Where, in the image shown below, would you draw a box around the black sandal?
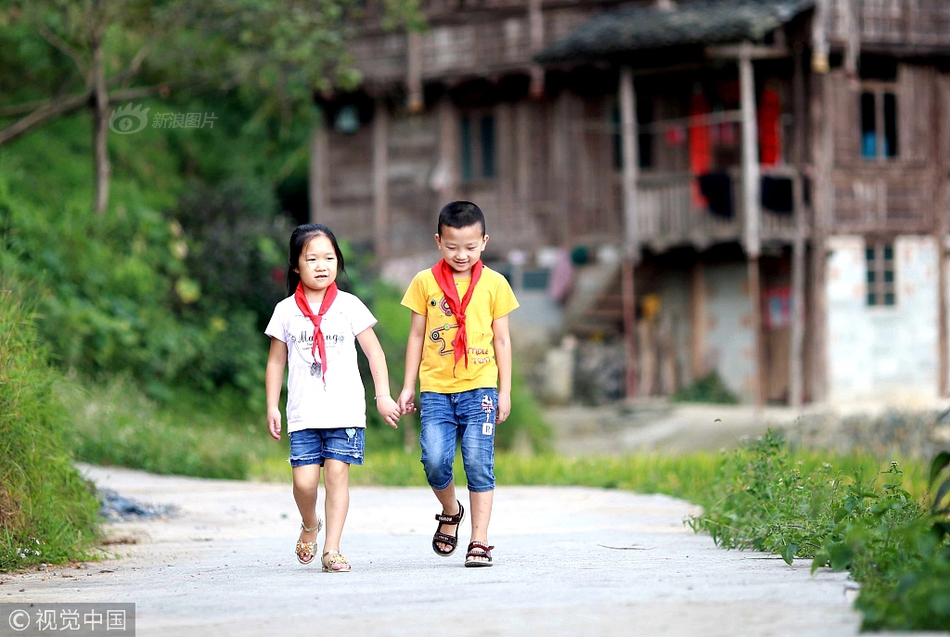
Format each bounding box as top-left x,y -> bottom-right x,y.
432,500 -> 465,557
464,541 -> 494,567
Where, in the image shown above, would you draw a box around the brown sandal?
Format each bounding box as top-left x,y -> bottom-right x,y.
464,541 -> 494,567
432,501 -> 465,557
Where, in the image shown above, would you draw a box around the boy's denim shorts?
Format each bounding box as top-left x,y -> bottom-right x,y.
419,387 -> 497,493
288,427 -> 365,467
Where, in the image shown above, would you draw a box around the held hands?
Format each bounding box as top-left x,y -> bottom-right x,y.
376,395 -> 401,428
396,388 -> 416,415
267,406 -> 282,440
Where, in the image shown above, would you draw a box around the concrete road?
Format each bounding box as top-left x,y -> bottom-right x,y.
0,465 -> 890,636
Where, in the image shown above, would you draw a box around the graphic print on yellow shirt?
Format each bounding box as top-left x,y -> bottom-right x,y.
401,266 -> 519,394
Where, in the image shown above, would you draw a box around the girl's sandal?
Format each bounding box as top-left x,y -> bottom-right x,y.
464,541 -> 494,568
321,550 -> 351,573
295,518 -> 323,565
432,500 -> 465,557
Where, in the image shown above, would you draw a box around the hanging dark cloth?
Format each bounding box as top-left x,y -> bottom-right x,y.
697,172 -> 733,218
760,175 -> 794,215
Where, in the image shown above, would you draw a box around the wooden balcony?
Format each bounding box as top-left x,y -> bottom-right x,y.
828,0 -> 950,50
831,167 -> 936,234
636,167 -> 808,252
352,4 -> 603,86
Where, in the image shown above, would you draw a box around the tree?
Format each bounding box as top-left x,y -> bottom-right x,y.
0,0 -> 420,213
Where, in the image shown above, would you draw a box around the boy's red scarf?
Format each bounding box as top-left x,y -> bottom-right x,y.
432,259 -> 483,374
295,281 -> 338,382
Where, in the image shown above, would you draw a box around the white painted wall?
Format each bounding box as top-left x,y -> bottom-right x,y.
826,235 -> 938,405
705,263 -> 757,403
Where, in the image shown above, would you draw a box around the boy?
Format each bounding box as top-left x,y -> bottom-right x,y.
397,201 -> 519,567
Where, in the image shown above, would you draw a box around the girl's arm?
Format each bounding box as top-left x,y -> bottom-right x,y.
492,315 -> 513,423
356,326 -> 400,428
265,337 -> 288,440
397,312 -> 427,414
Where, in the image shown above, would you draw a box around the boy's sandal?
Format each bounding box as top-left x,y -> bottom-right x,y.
432,500 -> 465,557
321,550 -> 351,573
295,518 -> 323,565
464,541 -> 494,568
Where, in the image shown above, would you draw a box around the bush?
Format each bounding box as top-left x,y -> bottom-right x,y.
0,283 -> 100,571
671,371 -> 739,404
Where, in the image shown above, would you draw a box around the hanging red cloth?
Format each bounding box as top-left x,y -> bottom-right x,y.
689,91 -> 711,208
758,88 -> 782,166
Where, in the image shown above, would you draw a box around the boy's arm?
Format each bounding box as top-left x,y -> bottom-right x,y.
356,326 -> 400,428
397,311 -> 427,414
492,315 -> 512,423
265,337 -> 287,440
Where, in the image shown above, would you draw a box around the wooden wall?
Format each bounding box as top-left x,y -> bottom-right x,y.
828,64 -> 940,235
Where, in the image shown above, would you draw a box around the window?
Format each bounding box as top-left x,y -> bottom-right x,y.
460,113 -> 495,181
860,87 -> 898,160
866,241 -> 896,307
611,102 -> 654,171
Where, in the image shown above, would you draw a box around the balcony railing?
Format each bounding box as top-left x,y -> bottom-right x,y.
828,0 -> 950,48
636,167 -> 808,251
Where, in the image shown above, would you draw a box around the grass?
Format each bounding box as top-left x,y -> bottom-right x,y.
0,284 -> 101,571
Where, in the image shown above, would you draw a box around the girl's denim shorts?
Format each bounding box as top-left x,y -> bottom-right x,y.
288,427 -> 365,467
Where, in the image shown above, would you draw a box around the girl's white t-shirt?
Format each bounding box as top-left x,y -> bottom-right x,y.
265,291 -> 377,433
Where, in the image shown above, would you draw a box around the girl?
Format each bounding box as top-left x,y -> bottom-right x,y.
265,224 -> 401,572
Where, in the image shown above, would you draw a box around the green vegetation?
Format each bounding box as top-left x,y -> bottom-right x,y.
0,285 -> 100,571
671,371 -> 739,404
690,431 -> 948,631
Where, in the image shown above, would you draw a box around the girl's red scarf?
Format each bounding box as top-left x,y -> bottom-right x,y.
294,281 -> 338,383
431,259 -> 483,374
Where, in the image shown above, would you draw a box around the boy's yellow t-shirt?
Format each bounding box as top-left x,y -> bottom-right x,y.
401,266 -> 519,394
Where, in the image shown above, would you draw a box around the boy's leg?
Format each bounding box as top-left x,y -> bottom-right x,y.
459,388 -> 497,563
419,392 -> 462,552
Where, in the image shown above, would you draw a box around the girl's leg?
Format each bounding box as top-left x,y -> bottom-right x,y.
292,464 -> 322,562
322,458 -> 350,556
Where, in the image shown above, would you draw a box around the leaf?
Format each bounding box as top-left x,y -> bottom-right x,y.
932,478 -> 950,515
930,451 -> 950,489
780,541 -> 798,565
829,542 -> 854,572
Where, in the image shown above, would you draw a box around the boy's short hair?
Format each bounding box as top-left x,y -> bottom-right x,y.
437,201 -> 486,237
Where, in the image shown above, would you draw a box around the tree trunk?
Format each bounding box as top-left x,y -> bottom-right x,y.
92,35 -> 110,215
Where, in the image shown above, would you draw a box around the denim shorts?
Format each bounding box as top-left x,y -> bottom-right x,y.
419,387 -> 497,493
288,427 -> 365,467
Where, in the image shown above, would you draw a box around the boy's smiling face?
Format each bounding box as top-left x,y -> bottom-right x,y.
435,224 -> 488,277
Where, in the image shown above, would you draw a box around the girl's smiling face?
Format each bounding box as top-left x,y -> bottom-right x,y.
295,234 -> 338,292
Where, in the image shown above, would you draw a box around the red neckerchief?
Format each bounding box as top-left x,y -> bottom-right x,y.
294,281 -> 338,384
431,259 -> 483,374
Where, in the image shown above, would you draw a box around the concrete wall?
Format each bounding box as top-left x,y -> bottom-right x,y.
826,235 -> 939,405
705,263 -> 757,403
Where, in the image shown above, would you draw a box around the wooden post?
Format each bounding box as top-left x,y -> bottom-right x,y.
407,31 -> 424,113
690,260 -> 707,381
373,102 -> 389,260
934,73 -> 948,397
308,119 -> 329,224
437,99 -> 459,203
528,0 -> 545,98
551,91 -> 572,245
739,42 -> 764,407
620,66 -> 641,399
789,47 -> 807,408
809,71 -> 833,403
